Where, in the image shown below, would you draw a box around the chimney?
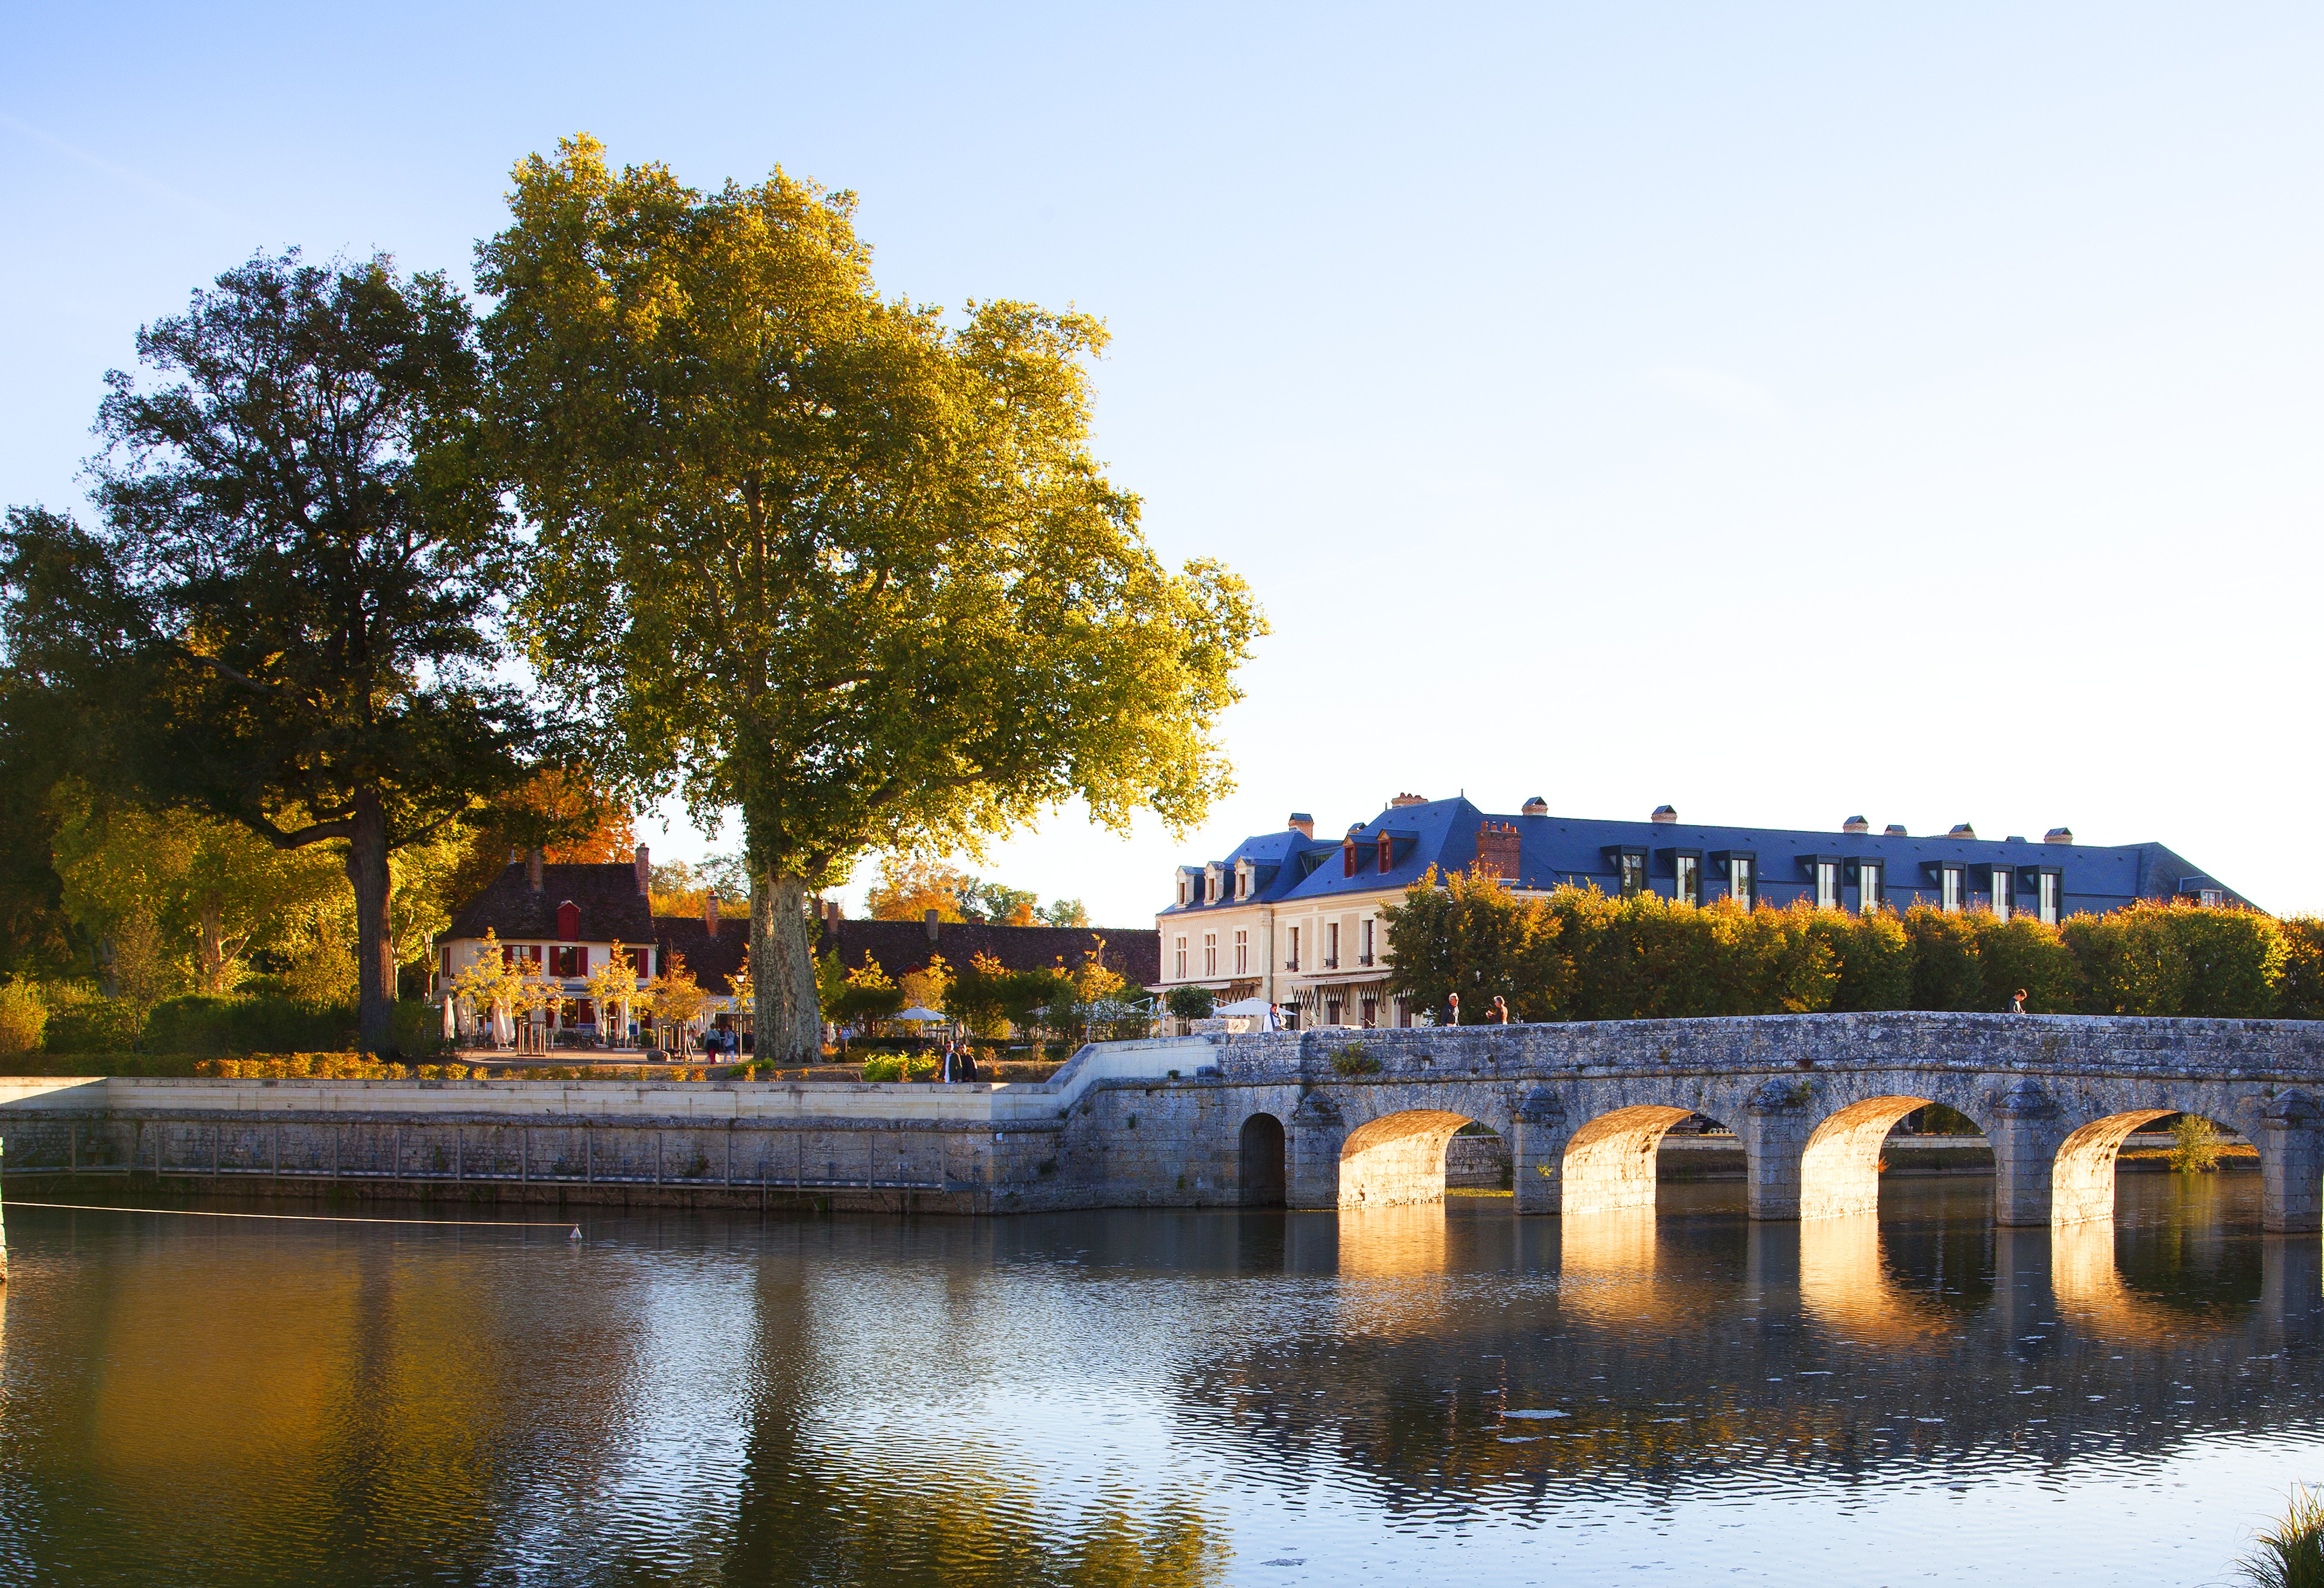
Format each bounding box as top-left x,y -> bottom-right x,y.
1521,796 -> 1548,817
826,898 -> 843,925
1948,823 -> 1978,840
1651,804 -> 1677,824
2045,827 -> 2074,845
527,847 -> 544,889
634,843 -> 650,895
1885,824 -> 1908,836
1287,811 -> 1315,838
923,906 -> 940,944
1389,792 -> 1427,808
508,846 -> 521,866
705,889 -> 719,932
1476,821 -> 1523,881
1841,815 -> 1870,834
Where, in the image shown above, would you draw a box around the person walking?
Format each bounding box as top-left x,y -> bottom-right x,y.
2011,988 -> 2028,1013
1491,996 -> 1511,1025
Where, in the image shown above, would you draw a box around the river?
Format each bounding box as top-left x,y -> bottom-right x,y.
0,1173 -> 2315,1585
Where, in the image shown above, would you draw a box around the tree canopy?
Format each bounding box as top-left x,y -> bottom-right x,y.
0,251 -> 535,1050
480,136 -> 1261,1060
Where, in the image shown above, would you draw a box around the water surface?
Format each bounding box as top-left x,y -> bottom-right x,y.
0,1175 -> 2316,1585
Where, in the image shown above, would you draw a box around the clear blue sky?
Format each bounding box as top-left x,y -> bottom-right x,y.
7,4 -> 2320,925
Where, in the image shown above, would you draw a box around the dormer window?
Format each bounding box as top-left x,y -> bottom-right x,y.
1204,864 -> 1223,904
1235,860 -> 1253,900
1342,837 -> 1358,878
1938,865 -> 1963,913
1813,861 -> 1839,909
1990,865 -> 2013,922
1177,873 -> 1189,906
557,899 -> 580,940
1855,860 -> 1884,913
1376,832 -> 1391,873
2035,870 -> 2061,925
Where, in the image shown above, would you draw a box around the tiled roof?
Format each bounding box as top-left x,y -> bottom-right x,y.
655,916 -> 750,995
816,919 -> 1159,982
439,862 -> 656,944
1160,799 -> 2255,916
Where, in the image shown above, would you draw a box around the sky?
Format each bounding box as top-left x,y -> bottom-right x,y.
6,4 -> 2321,926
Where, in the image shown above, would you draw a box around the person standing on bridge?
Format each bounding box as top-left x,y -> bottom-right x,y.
2011,988 -> 2027,1013
1491,996 -> 1510,1024
1446,992 -> 1460,1025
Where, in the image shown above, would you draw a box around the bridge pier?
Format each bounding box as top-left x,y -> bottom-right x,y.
1987,1080 -> 2068,1226
1738,1079 -> 1811,1222
2258,1089 -> 2324,1234
1512,1087 -> 1569,1215
1286,1089 -> 1348,1210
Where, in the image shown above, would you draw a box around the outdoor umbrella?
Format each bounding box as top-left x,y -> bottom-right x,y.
1213,997 -> 1274,1017
441,996 -> 456,1041
895,1006 -> 946,1024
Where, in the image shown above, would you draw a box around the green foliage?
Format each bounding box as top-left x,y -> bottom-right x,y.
0,978 -> 47,1054
2066,901 -> 2285,1017
480,136 -> 1261,1062
1329,1044 -> 1382,1076
2171,1113 -> 2224,1174
1387,865 -> 1571,1020
1164,985 -> 1216,1021
1824,909 -> 1913,1012
1382,874 -> 2324,1023
1966,912 -> 2074,1013
860,1051 -> 938,1082
2238,1484 -> 2324,1588
2,251 -> 533,1051
1902,905 -> 1983,1010
2279,918 -> 2324,1020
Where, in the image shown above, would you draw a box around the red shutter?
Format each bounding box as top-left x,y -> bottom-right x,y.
576,947 -> 589,976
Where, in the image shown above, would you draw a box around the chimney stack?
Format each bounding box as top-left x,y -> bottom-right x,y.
527,848 -> 544,889
2044,827 -> 2074,845
1287,811 -> 1315,838
634,843 -> 650,895
705,889 -> 719,932
1521,796 -> 1548,817
924,906 -> 941,944
1885,824 -> 1908,836
825,899 -> 843,926
1842,815 -> 1870,834
1389,792 -> 1428,808
1948,823 -> 1977,839
1651,804 -> 1678,824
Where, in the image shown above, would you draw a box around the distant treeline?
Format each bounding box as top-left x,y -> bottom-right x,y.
1384,867 -> 2324,1023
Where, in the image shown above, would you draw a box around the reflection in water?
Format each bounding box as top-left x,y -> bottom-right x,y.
0,1178 -> 2320,1585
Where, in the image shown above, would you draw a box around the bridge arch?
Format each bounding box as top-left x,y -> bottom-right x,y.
1337,1109 -> 1474,1207
1239,1112 -> 1286,1206
2050,1108 -> 2250,1224
1560,1105 -> 1702,1217
1798,1097 -> 1990,1221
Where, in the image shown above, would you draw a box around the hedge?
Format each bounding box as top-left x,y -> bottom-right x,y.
1385,873 -> 2315,1023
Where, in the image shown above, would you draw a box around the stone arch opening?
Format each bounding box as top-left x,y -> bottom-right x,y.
1337,1109 -> 1473,1208
1799,1097 -> 1987,1221
1560,1105 -> 1697,1217
2052,1109 -> 2244,1225
1239,1112 -> 1286,1206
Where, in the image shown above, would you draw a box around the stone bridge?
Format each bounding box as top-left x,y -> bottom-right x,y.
4,1013 -> 2322,1229
1085,1011 -> 2324,1231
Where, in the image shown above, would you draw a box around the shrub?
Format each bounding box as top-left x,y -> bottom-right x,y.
1826,910 -> 1913,1012
2277,918 -> 2324,1019
1164,985 -> 1216,1021
1330,1044 -> 1382,1076
1902,905 -> 1982,1010
1969,913 -> 2074,1013
0,980 -> 47,1054
2170,905 -> 2284,1017
2171,1113 -> 2224,1174
860,1052 -> 937,1082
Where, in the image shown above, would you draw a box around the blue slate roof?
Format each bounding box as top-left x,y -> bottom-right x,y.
1160,799 -> 2254,918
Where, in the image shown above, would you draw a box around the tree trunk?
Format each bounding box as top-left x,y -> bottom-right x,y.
197,896 -> 228,994
752,871 -> 824,1065
345,787 -> 397,1053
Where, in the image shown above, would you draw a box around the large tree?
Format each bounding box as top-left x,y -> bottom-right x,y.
480,136 -> 1261,1062
0,252 -> 533,1050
